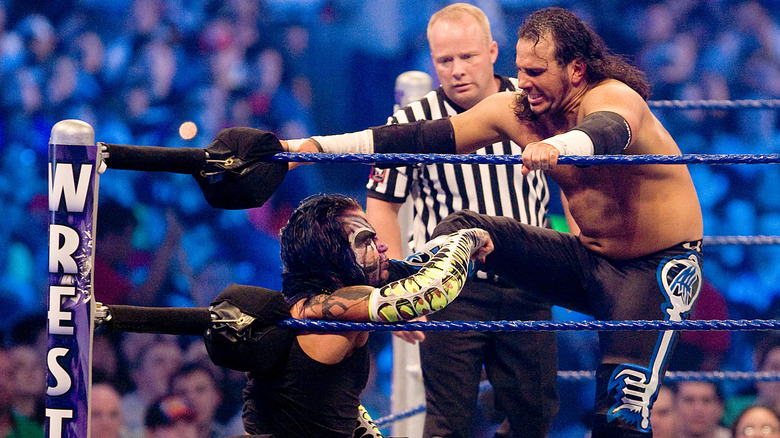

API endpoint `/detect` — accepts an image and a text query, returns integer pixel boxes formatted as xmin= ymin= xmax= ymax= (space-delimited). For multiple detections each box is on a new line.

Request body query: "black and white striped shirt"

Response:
xmin=366 ymin=75 xmax=550 ymax=253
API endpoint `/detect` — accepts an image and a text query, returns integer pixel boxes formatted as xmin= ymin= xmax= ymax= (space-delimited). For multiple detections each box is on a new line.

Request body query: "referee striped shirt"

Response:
xmin=366 ymin=75 xmax=550 ymax=253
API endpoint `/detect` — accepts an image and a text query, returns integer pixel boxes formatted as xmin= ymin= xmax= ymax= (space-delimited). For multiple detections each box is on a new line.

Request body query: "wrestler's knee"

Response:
xmin=432 ymin=210 xmax=487 ymax=238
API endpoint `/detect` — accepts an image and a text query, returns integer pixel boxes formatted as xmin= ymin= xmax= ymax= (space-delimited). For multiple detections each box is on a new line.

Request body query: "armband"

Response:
xmin=572 ymin=111 xmax=632 ymax=155
xmin=368 ymin=228 xmax=488 ymax=323
xmin=371 ymin=118 xmax=456 ymax=155
xmin=287 ymin=119 xmax=456 ymax=160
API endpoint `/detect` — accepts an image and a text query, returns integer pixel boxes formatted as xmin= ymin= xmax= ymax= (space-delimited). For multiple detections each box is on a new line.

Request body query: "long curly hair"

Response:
xmin=279 ymin=194 xmax=367 ymax=306
xmin=513 ymin=7 xmax=651 ymax=119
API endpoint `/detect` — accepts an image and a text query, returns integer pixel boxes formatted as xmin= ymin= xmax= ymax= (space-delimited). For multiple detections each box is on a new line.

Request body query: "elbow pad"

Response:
xmin=371 ymin=118 xmax=456 ymax=156
xmin=368 ymin=228 xmax=488 ymax=323
xmin=573 ymin=111 xmax=632 ymax=155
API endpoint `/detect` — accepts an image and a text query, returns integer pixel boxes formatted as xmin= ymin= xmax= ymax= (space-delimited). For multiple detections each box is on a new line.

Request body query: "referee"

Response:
xmin=365 ymin=4 xmax=558 ymax=438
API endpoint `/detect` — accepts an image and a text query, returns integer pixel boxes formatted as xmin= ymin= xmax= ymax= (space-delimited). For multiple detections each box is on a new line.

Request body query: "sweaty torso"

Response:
xmin=451 ymin=84 xmax=703 ymax=259
xmin=550 ymin=162 xmax=701 ymax=258
xmin=547 ymin=83 xmax=703 ymax=258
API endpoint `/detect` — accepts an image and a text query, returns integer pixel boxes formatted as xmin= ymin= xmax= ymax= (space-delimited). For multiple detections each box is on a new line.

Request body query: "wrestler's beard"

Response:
xmin=512 ymin=92 xmax=539 ymax=122
xmin=513 ymin=90 xmax=573 ymax=133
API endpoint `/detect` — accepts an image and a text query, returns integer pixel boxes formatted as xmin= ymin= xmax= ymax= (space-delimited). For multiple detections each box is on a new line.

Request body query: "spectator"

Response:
xmin=731 ymin=406 xmax=780 ymax=438
xmin=93 ymin=200 xmax=182 ymax=306
xmin=144 ymin=395 xmax=199 ymax=438
xmin=650 ymin=385 xmax=678 ymax=438
xmin=674 ymin=381 xmax=731 ymax=438
xmin=8 ymin=344 xmax=45 ymax=427
xmin=725 ymin=335 xmax=780 ymax=426
xmin=91 ymin=331 xmax=132 ymax=394
xmin=91 ymin=383 xmax=131 ymax=438
xmin=0 ymin=345 xmax=43 ymax=438
xmin=170 ymin=362 xmax=234 ymax=438
xmin=121 ymin=334 xmax=183 ymax=438
xmin=7 ymin=314 xmax=46 ymax=427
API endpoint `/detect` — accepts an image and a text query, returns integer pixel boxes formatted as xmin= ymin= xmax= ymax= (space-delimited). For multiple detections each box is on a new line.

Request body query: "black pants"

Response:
xmin=420 ymin=272 xmax=559 ymax=438
xmin=433 ymin=211 xmax=704 ymax=437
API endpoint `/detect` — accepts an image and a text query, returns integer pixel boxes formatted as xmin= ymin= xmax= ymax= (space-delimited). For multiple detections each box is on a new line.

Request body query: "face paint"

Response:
xmin=342 ymin=213 xmax=386 ymax=286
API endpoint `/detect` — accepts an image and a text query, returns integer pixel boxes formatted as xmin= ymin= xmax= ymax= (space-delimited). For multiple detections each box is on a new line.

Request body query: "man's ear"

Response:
xmin=569 ymin=58 xmax=588 ymax=86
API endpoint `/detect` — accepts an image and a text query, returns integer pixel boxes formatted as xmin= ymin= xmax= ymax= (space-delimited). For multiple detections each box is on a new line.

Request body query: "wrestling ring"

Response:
xmin=45 ymin=97 xmax=780 ymax=438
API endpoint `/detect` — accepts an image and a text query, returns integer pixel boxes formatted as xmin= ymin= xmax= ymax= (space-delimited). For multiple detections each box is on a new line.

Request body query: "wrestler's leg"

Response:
xmin=590 ymin=245 xmax=703 ymax=437
xmin=420 ymin=284 xmax=489 ymax=438
xmin=484 ymin=283 xmax=558 ymax=438
xmin=433 ymin=210 xmax=591 ymax=313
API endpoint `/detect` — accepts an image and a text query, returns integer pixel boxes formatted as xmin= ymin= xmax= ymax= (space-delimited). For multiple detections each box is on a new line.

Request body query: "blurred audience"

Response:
xmin=93 ymin=200 xmax=183 ymax=306
xmin=171 ymin=361 xmax=242 ymax=438
xmin=0 ymin=344 xmax=43 ymax=438
xmin=674 ymin=381 xmax=731 ymax=438
xmin=6 ymin=1 xmax=780 ymax=437
xmin=8 ymin=344 xmax=45 ymax=426
xmin=92 ymin=331 xmax=133 ymax=394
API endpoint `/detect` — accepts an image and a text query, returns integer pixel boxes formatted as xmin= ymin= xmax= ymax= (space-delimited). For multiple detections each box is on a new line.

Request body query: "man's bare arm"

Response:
xmin=297 ymin=286 xmax=374 ymax=321
xmin=449 ymin=91 xmax=518 ymax=153
xmin=279 ymin=93 xmax=521 ymax=157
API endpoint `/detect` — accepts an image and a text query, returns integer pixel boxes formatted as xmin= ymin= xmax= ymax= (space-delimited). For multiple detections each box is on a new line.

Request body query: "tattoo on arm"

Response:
xmin=301 ymin=286 xmax=373 ymax=320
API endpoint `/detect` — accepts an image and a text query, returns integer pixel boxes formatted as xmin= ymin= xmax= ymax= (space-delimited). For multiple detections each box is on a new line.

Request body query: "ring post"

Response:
xmin=46 ymin=120 xmax=99 ymax=438
xmin=390 ymin=71 xmax=432 ymax=438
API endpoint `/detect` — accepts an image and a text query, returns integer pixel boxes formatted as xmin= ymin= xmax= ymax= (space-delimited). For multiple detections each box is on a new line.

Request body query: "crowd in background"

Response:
xmin=1 ymin=0 xmax=780 ymax=436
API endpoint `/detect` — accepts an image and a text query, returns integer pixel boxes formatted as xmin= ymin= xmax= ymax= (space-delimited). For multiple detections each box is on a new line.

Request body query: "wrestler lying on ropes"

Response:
xmin=228 ymin=194 xmax=491 ymax=438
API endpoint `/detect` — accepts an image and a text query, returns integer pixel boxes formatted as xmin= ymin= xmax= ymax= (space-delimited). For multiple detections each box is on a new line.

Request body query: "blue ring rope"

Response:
xmin=278 ymin=318 xmax=780 ymax=332
xmin=555 ymin=370 xmax=780 ymax=382
xmin=271 ymin=151 xmax=780 ymax=165
xmin=277 ymin=318 xmax=780 ymax=332
xmin=704 ymin=235 xmax=780 ymax=245
xmin=647 ymin=99 xmax=780 ymax=110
